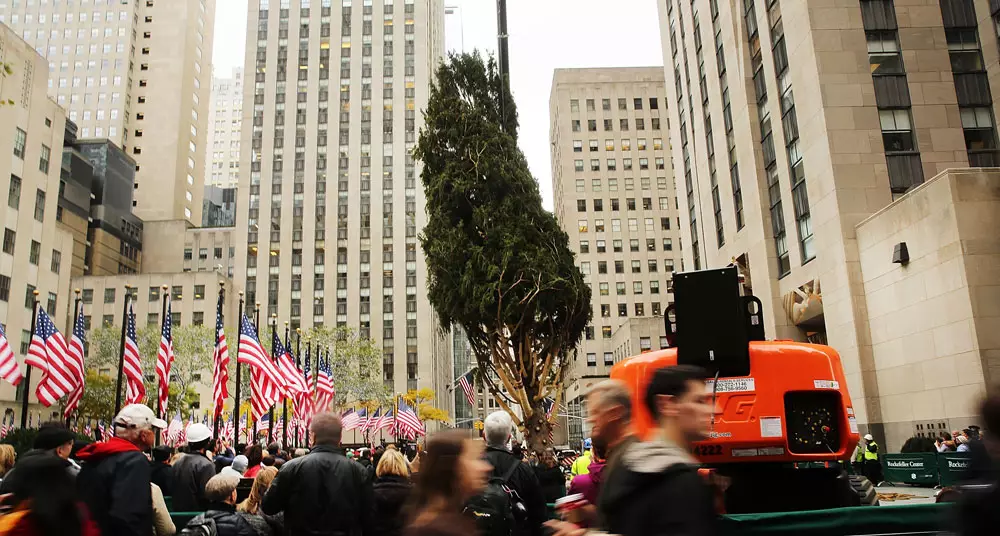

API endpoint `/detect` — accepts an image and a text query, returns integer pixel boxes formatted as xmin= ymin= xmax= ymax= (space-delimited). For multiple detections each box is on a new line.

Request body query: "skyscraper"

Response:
xmin=235 ymin=0 xmax=447 ymax=396
xmin=207 ymin=67 xmax=244 ymax=189
xmin=658 ymin=0 xmax=1000 ymax=444
xmin=0 ymin=0 xmax=216 ymax=224
xmin=549 ymin=68 xmax=681 ymax=428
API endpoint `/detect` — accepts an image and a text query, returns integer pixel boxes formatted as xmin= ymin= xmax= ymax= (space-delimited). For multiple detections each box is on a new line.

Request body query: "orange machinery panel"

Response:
xmin=609 ymin=341 xmax=860 ymax=465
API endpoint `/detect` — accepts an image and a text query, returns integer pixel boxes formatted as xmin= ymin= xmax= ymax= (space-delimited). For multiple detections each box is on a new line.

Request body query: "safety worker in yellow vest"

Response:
xmin=571 ymin=438 xmax=593 ymax=476
xmin=861 ymin=433 xmax=883 ymax=484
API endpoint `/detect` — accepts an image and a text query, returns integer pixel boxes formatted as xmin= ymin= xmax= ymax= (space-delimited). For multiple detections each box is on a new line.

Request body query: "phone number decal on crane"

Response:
xmin=706 ymin=378 xmax=756 ymax=393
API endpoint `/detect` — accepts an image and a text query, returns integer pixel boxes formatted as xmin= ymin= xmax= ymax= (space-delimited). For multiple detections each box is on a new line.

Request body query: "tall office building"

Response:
xmin=0 ymin=23 xmax=75 ymax=417
xmin=207 ymin=67 xmax=243 ymax=189
xmin=235 ymin=0 xmax=448 ymax=398
xmin=659 ymin=0 xmax=1000 ymax=446
xmin=0 ymin=0 xmax=216 ymax=224
xmin=549 ymin=68 xmax=681 ymax=431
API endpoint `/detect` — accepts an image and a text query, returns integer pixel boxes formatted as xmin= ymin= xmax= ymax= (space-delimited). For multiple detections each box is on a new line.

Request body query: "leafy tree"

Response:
xmin=401 ymin=388 xmax=449 ymax=424
xmin=303 ymin=325 xmax=389 ymax=409
xmin=415 ymin=52 xmax=591 ymax=454
xmin=75 ymin=370 xmax=197 ymax=423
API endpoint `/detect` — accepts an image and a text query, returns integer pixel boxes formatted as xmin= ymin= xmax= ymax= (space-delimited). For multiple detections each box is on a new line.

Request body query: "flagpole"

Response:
xmin=307 ymin=336 xmax=313 ymax=448
xmin=156 ymin=284 xmax=168 ymax=444
xmin=113 ymin=285 xmax=132 ymax=417
xmin=232 ymin=291 xmax=244 ymax=445
xmin=253 ymin=302 xmax=260 ymax=443
xmin=294 ymin=327 xmax=301 ymax=449
xmin=281 ymin=321 xmax=290 ymax=451
xmin=268 ymin=314 xmax=276 ymax=445
xmin=20 ymin=290 xmax=39 ymax=429
xmin=214 ymin=282 xmax=225 ymax=441
xmin=66 ymin=289 xmax=82 ymax=427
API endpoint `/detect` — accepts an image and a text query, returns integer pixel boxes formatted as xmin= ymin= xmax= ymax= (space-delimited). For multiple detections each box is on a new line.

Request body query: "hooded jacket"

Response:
xmin=76 ymin=437 xmax=154 ymax=536
xmin=598 ymin=438 xmax=717 ymax=536
xmin=568 ymin=460 xmax=606 ymax=506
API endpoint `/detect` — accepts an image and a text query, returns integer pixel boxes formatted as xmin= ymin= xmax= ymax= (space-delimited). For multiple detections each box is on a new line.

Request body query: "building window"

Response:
xmin=2 ymin=229 xmax=15 ymax=255
xmin=960 ymin=107 xmax=998 ymax=154
xmin=640 ymin=337 xmax=652 ymax=351
xmin=51 ymin=250 xmax=60 ymax=273
xmin=604 ymin=352 xmax=614 ymax=366
xmin=172 ymin=286 xmax=183 ymax=300
xmin=602 ymin=326 xmax=612 ymax=339
xmin=104 ymin=288 xmax=116 ymax=304
xmin=149 ymin=286 xmax=161 ymax=302
xmin=866 ymin=31 xmax=904 ymax=75
xmin=28 ymin=241 xmax=40 ymax=265
xmin=34 ymin=190 xmax=45 ymax=222
xmin=879 ymin=109 xmax=916 ymax=153
xmin=184 ymin=248 xmax=193 ymax=260
xmin=946 ymin=28 xmax=985 ymax=73
xmin=193 ymin=285 xmax=206 ymax=300
xmin=0 ymin=275 xmax=9 ymax=302
xmin=618 ymin=303 xmax=628 ymax=317
xmin=12 ymin=128 xmax=26 ymax=159
xmin=39 ymin=145 xmax=51 ymax=173
xmin=586 ymin=353 xmax=597 ymax=366
xmin=193 ymin=312 xmax=205 ymax=325
xmin=7 ymin=175 xmax=20 ymax=210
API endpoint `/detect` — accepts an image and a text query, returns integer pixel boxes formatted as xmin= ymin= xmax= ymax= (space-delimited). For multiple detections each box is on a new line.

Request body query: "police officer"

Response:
xmin=571 ymin=438 xmax=593 ymax=477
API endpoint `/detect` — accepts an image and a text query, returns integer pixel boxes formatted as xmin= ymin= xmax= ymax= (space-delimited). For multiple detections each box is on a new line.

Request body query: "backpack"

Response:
xmin=179 ymin=516 xmax=218 ymax=536
xmin=464 ymin=461 xmax=525 ymax=536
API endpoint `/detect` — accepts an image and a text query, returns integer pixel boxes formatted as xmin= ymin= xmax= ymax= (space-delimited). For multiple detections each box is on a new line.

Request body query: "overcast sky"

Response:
xmin=211 ymin=0 xmax=665 ymax=210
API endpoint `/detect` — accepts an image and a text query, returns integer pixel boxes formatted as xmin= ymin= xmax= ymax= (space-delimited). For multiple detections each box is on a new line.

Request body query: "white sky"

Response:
xmin=211 ymin=0 xmax=665 ymax=210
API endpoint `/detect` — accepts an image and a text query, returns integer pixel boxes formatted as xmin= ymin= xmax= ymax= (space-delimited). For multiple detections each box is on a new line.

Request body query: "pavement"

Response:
xmin=874 ymin=484 xmax=939 ymax=505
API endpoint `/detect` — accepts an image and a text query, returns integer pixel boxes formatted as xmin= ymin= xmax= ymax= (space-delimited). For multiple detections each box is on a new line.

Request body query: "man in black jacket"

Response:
xmin=483 ymin=410 xmax=547 ymax=536
xmin=76 ymin=403 xmax=167 ymax=536
xmin=599 ymin=365 xmax=717 ymax=536
xmin=171 ymin=422 xmax=217 ymax=511
xmin=262 ymin=412 xmax=374 ymax=536
xmin=187 ymin=473 xmax=271 ymax=536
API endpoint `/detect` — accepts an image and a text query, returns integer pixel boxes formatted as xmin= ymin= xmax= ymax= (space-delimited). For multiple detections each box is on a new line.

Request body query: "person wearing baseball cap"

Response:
xmin=171 ymin=422 xmax=217 ymax=512
xmin=76 ymin=403 xmax=167 ymax=536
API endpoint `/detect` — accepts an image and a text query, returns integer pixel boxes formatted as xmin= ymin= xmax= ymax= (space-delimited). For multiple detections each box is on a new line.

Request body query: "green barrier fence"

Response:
xmin=880 ymin=452 xmax=973 ymax=486
xmin=881 ymin=453 xmax=939 ymax=485
xmin=718 ymin=503 xmax=949 ymax=536
xmin=170 ymin=512 xmax=201 ymax=529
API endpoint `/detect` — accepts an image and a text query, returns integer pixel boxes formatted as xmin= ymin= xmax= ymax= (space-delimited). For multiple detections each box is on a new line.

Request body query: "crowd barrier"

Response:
xmin=881 ymin=452 xmax=972 ymax=486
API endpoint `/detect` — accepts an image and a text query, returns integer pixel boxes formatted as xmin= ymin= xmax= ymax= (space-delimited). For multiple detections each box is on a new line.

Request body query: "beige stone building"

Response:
xmin=856 ymin=168 xmax=1000 ymax=448
xmin=549 ymin=67 xmax=681 ymax=443
xmin=141 ymin=219 xmax=237 ymax=279
xmin=207 ymin=67 xmax=243 ymax=189
xmin=0 ymin=0 xmax=217 ymax=225
xmin=659 ymin=0 xmax=1000 ymax=448
xmin=0 ymin=23 xmax=76 ymax=419
xmin=234 ymin=0 xmax=451 ymax=400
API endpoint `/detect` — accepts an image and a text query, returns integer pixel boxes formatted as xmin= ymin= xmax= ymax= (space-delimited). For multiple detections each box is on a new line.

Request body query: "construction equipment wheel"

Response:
xmin=849 ymin=475 xmax=880 ymax=506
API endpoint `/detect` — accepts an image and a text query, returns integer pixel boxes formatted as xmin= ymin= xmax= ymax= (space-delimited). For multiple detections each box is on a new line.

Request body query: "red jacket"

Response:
xmin=0 ymin=504 xmax=102 ymax=536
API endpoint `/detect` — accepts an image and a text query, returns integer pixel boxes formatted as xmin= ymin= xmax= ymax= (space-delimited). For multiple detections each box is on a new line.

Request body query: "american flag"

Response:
xmin=25 ymin=309 xmax=74 ymax=406
xmin=84 ymin=419 xmax=92 ymax=438
xmin=294 ymin=346 xmax=315 ymax=430
xmin=97 ymin=420 xmax=107 ymax=442
xmin=363 ymin=409 xmax=380 ymax=435
xmin=211 ymin=297 xmax=230 ymax=420
xmin=542 ymin=397 xmax=560 ymax=443
xmin=122 ymin=304 xmax=145 ymax=406
xmin=375 ymin=408 xmax=393 ymax=432
xmin=273 ymin=417 xmax=284 ymax=445
xmin=341 ymin=408 xmax=360 ymax=430
xmin=458 ymin=370 xmax=476 ymax=408
xmin=165 ymin=412 xmax=184 ymax=445
xmin=155 ymin=299 xmax=174 ymax=417
xmin=396 ymin=399 xmax=425 ymax=439
xmin=315 ymin=355 xmax=336 ymax=413
xmin=273 ymin=332 xmax=308 ymax=396
xmin=0 ymin=414 xmax=11 ymax=438
xmin=0 ymin=322 xmax=24 ymax=387
xmin=63 ymin=307 xmax=88 ymax=418
xmin=237 ymin=316 xmax=285 ymax=420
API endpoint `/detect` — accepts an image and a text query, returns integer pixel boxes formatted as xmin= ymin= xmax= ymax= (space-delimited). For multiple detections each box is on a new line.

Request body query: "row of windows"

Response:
xmin=577 ymin=218 xmax=674 ymax=234
xmin=81 ymin=285 xmax=210 ymax=305
xmin=577 ymin=197 xmax=671 ymax=212
xmin=574 ymin=176 xmax=670 ymax=192
xmin=183 ymin=247 xmax=236 ymax=261
xmin=582 ymin=304 xmax=673 ymax=342
xmin=570 ymin=97 xmax=660 ymax=113
xmin=581 ymin=258 xmax=676 ymax=275
xmin=572 ymin=138 xmax=665 ymax=152
xmin=573 ymin=157 xmax=666 ymax=172
xmin=586 ymin=336 xmax=667 ymax=366
xmin=580 ymin=237 xmax=674 ymax=255
xmin=594 ymin=279 xmax=673 ymax=296
xmin=0 ymin=278 xmax=59 ymax=317
xmin=572 ymin=117 xmax=662 ymax=133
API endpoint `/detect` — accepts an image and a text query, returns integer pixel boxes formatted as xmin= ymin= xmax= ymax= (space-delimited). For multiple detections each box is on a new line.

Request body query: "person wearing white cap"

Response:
xmin=76 ymin=403 xmax=168 ymax=536
xmin=170 ymin=422 xmax=217 ymax=512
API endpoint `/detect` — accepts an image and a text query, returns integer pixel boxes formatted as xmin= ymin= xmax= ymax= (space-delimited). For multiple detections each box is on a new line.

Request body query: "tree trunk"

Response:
xmin=522 ymin=404 xmax=553 ymax=456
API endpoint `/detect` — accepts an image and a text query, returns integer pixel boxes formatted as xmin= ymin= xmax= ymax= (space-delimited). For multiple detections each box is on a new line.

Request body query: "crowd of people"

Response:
xmin=0 ymin=365 xmax=996 ymax=536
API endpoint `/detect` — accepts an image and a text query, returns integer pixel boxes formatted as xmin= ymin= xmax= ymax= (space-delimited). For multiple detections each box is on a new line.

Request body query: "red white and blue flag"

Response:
xmin=25 ymin=310 xmax=74 ymax=407
xmin=123 ymin=304 xmax=146 ymax=405
xmin=315 ymin=353 xmax=336 ymax=413
xmin=211 ymin=299 xmax=230 ymax=420
xmin=273 ymin=332 xmax=308 ymax=396
xmin=237 ymin=316 xmax=285 ymax=420
xmin=0 ymin=323 xmax=24 ymax=388
xmin=63 ymin=307 xmax=88 ymax=417
xmin=342 ymin=408 xmax=361 ymax=430
xmin=155 ymin=299 xmax=174 ymax=417
xmin=458 ymin=370 xmax=476 ymax=408
xmin=396 ymin=399 xmax=425 ymax=439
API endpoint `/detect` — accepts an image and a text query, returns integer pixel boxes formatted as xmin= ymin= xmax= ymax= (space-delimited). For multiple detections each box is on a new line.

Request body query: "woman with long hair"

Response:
xmin=243 ymin=444 xmax=264 ymax=478
xmin=372 ymin=449 xmax=413 ymax=536
xmin=237 ymin=465 xmax=282 ymax=534
xmin=405 ymin=430 xmax=491 ymax=536
xmin=0 ymin=444 xmax=16 ymax=479
xmin=0 ymin=453 xmax=100 ymax=536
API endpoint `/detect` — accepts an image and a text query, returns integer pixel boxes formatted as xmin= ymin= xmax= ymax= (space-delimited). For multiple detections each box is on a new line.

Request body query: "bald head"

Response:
xmin=311 ymin=413 xmax=343 ymax=447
